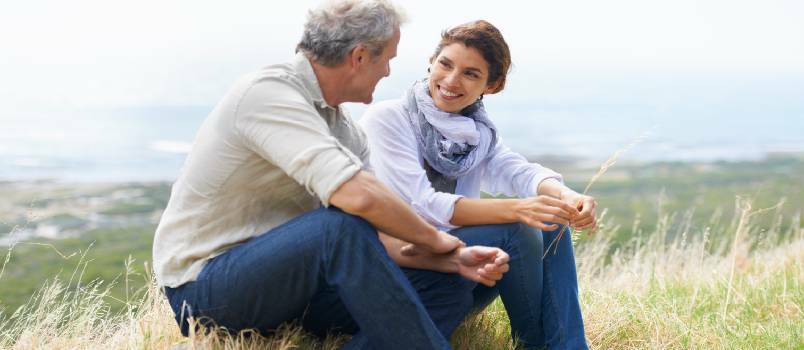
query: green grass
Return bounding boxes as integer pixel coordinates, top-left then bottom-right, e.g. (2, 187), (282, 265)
(0, 226), (154, 314)
(1, 201), (798, 349)
(564, 156), (804, 248)
(0, 157), (801, 349)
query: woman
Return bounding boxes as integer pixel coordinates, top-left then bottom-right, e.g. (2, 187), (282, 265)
(360, 20), (597, 349)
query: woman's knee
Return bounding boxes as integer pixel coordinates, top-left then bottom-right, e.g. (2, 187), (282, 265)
(503, 222), (544, 247)
(496, 223), (543, 260)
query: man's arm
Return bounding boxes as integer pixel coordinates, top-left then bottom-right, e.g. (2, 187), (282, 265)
(329, 170), (462, 254)
(330, 171), (508, 285)
(378, 232), (509, 287)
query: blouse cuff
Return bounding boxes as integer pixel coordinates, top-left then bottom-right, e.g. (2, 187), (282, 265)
(411, 192), (464, 230)
(526, 173), (564, 198)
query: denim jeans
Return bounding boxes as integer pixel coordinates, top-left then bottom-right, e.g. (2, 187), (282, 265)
(164, 207), (472, 350)
(451, 223), (588, 350)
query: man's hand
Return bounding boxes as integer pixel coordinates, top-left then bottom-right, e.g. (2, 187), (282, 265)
(559, 190), (598, 234)
(384, 232), (507, 285)
(454, 246), (509, 287)
(400, 230), (464, 256)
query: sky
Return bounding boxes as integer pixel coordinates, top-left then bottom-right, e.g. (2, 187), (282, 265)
(1, 0), (803, 112)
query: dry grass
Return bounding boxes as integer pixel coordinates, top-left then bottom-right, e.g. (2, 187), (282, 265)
(1, 199), (802, 349)
(547, 131), (651, 256)
(575, 200), (802, 349)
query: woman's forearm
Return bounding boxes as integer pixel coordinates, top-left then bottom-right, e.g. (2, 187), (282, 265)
(450, 197), (520, 226)
(450, 190), (580, 230)
(537, 178), (574, 198)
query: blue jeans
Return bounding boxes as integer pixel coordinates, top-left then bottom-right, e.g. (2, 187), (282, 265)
(164, 207), (472, 350)
(451, 223), (588, 350)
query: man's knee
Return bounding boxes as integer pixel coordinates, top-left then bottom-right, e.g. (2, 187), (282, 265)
(312, 207), (386, 258)
(316, 207), (376, 235)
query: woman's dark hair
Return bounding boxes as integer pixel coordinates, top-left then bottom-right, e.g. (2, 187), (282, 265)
(430, 20), (512, 94)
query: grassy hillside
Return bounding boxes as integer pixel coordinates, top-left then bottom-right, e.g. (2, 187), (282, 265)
(0, 226), (154, 313)
(0, 156), (801, 349)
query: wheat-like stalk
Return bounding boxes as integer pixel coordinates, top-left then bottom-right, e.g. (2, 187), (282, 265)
(544, 130), (652, 258)
(582, 131), (650, 196)
(0, 203), (77, 281)
(721, 197), (785, 318)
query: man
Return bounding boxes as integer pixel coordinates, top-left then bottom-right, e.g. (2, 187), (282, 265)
(152, 1), (509, 349)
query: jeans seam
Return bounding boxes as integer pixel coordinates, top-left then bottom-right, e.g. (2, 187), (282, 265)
(509, 227), (542, 342)
(543, 229), (566, 348)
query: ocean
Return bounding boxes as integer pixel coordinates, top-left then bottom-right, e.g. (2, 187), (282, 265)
(2, 74), (803, 183)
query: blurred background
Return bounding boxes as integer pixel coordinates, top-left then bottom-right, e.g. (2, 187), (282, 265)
(1, 0), (802, 181)
(0, 0), (802, 337)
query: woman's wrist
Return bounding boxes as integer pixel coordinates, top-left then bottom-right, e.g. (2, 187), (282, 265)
(507, 198), (526, 222)
(559, 188), (578, 200)
(536, 178), (564, 198)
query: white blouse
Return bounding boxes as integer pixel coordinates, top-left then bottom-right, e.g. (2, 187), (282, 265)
(359, 99), (563, 231)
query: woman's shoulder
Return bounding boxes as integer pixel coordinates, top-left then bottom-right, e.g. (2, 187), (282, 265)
(359, 98), (410, 131)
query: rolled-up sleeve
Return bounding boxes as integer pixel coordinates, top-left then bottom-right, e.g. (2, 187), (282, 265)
(361, 102), (463, 229)
(482, 139), (563, 198)
(235, 78), (362, 206)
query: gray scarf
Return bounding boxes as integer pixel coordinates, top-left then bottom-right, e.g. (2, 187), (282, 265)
(405, 79), (497, 179)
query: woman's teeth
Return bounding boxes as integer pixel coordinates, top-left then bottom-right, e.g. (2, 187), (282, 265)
(440, 87), (459, 97)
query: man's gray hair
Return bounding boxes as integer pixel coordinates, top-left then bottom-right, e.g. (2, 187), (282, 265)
(296, 0), (407, 66)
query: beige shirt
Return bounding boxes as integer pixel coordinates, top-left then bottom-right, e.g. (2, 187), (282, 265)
(153, 53), (368, 288)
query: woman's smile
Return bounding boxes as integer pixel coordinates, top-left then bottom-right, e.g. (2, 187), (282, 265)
(437, 85), (462, 99)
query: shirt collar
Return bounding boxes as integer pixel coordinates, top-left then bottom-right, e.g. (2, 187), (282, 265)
(292, 52), (336, 110)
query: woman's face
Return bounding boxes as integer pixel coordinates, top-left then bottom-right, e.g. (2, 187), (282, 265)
(427, 42), (496, 113)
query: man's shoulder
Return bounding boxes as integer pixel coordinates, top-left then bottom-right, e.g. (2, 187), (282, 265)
(226, 68), (320, 122)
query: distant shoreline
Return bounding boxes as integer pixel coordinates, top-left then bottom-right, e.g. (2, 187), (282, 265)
(527, 151), (804, 171)
(2, 152), (802, 186)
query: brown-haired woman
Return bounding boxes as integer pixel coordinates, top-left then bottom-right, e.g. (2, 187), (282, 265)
(360, 20), (596, 349)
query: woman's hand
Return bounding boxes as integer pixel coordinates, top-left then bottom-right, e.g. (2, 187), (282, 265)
(512, 195), (580, 231)
(559, 190), (599, 233)
(454, 246), (509, 287)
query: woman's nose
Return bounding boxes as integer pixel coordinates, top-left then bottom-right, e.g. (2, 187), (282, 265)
(443, 70), (460, 86)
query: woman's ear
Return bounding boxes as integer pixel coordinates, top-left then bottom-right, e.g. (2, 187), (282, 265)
(485, 80), (501, 94)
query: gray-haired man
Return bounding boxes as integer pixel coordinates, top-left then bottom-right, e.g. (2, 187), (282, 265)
(153, 1), (509, 349)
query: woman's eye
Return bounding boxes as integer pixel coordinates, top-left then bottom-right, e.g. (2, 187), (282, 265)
(440, 61), (451, 68)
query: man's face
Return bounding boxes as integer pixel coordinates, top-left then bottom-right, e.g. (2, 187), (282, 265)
(350, 28), (400, 104)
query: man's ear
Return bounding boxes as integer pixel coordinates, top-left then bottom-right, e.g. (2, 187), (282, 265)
(349, 44), (368, 71)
